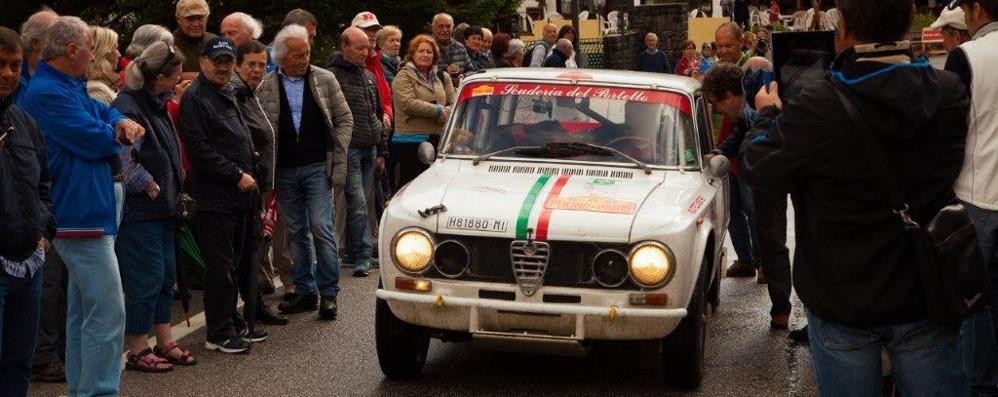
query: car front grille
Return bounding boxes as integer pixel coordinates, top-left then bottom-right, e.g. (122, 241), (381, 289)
(427, 235), (636, 290)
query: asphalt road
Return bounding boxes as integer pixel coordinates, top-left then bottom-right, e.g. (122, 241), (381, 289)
(29, 210), (817, 396)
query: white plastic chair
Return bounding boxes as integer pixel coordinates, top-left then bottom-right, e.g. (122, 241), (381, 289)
(749, 9), (762, 27)
(525, 13), (535, 36)
(599, 14), (613, 35)
(579, 10), (590, 20)
(547, 13), (564, 22)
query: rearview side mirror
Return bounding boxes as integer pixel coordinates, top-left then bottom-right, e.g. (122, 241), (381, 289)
(707, 155), (730, 183)
(418, 141), (437, 165)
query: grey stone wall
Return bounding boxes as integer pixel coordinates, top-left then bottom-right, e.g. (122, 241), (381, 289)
(630, 2), (690, 69)
(602, 32), (642, 70)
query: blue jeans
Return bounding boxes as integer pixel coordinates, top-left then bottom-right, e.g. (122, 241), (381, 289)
(116, 217), (175, 335)
(963, 201), (998, 394)
(346, 146), (376, 271)
(807, 311), (969, 396)
(54, 235), (125, 397)
(276, 163), (341, 297)
(728, 173), (758, 265)
(0, 266), (43, 397)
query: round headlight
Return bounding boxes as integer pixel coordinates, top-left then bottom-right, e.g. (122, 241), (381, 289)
(593, 249), (629, 287)
(392, 229), (435, 273)
(629, 243), (674, 288)
(434, 240), (470, 278)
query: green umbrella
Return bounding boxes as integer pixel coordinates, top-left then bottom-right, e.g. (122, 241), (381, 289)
(176, 222), (205, 326)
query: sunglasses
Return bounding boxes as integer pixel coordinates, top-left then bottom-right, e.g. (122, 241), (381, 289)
(156, 42), (177, 78)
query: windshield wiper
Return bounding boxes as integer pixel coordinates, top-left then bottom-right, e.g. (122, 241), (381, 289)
(472, 145), (540, 165)
(472, 142), (652, 175)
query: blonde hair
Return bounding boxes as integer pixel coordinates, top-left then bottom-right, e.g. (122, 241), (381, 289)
(125, 41), (184, 91)
(377, 25), (402, 49)
(87, 26), (119, 89)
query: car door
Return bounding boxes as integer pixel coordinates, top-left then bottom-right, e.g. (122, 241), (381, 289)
(695, 95), (730, 244)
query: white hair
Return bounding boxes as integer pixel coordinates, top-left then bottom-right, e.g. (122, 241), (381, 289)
(126, 24), (172, 58)
(482, 27), (493, 38)
(273, 24), (310, 67)
(41, 16), (89, 61)
(227, 12), (264, 39)
(20, 9), (57, 52)
(506, 39), (525, 57)
(433, 13), (454, 26)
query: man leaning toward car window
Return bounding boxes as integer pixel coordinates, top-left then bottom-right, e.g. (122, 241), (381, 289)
(739, 0), (972, 394)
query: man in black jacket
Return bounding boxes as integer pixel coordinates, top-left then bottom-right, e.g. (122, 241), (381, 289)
(328, 27), (386, 278)
(739, 0), (971, 394)
(0, 27), (56, 396)
(543, 39), (572, 68)
(180, 37), (259, 354)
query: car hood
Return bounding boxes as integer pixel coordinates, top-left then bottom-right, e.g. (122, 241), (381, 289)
(432, 164), (666, 243)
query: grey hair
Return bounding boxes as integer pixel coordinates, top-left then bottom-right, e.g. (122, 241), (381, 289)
(272, 24), (309, 68)
(506, 39), (525, 58)
(41, 16), (89, 61)
(432, 13), (454, 26)
(126, 24), (172, 58)
(377, 25), (402, 49)
(20, 8), (58, 52)
(227, 12), (264, 39)
(124, 41), (185, 90)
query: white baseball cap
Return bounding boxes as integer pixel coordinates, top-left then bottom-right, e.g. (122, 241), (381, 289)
(351, 12), (381, 29)
(930, 5), (968, 31)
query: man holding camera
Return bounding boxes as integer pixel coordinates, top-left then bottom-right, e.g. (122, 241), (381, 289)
(739, 0), (971, 394)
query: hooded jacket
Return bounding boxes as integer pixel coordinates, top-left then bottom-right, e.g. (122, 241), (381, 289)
(391, 62), (454, 136)
(738, 46), (970, 327)
(0, 98), (55, 262)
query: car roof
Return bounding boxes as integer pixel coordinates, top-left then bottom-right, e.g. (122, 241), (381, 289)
(461, 68), (702, 94)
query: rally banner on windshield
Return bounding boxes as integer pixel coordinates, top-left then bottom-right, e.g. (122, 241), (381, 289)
(458, 82), (692, 116)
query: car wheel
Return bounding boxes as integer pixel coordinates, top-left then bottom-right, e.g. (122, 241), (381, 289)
(375, 287), (431, 379)
(661, 252), (709, 389)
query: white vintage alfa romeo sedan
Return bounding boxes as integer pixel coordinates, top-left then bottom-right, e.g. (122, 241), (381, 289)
(375, 68), (730, 388)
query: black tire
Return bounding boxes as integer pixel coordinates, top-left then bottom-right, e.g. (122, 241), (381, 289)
(375, 294), (431, 379)
(707, 251), (721, 312)
(661, 253), (709, 389)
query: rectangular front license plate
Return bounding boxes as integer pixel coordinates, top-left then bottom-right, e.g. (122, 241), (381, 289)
(446, 216), (508, 233)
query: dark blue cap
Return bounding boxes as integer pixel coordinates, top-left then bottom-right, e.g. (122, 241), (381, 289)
(203, 37), (236, 60)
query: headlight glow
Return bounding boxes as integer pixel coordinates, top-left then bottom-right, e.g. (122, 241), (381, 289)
(629, 243), (674, 288)
(392, 229), (434, 273)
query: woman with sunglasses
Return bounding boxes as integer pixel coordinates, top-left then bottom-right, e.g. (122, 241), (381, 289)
(674, 40), (700, 77)
(112, 41), (197, 373)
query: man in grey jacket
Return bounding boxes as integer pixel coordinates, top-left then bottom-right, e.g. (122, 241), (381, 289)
(256, 24), (353, 320)
(327, 27), (387, 278)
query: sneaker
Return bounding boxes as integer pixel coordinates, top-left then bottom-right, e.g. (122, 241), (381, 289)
(756, 268), (768, 284)
(726, 260), (756, 278)
(371, 258), (380, 269)
(770, 313), (790, 330)
(239, 328), (268, 343)
(788, 325), (810, 343)
(205, 337), (251, 354)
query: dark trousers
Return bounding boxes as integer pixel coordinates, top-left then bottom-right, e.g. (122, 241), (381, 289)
(0, 268), (43, 397)
(233, 212), (260, 333)
(752, 189), (791, 315)
(34, 250), (67, 366)
(195, 209), (256, 342)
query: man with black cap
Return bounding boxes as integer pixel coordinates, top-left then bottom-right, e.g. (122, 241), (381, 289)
(180, 36), (261, 354)
(946, 0), (998, 394)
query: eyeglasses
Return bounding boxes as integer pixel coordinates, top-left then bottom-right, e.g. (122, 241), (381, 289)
(156, 42), (176, 78)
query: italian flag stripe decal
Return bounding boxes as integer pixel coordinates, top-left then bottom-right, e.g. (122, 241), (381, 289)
(535, 175), (572, 241)
(516, 174), (553, 239)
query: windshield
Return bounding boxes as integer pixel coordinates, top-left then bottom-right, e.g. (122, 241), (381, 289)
(442, 82), (699, 167)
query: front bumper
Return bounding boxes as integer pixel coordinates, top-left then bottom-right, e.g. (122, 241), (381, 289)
(376, 287), (688, 341)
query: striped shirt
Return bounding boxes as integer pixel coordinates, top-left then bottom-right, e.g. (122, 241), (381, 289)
(0, 247), (45, 278)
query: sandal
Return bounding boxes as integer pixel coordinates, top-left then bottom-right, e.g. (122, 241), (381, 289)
(154, 341), (197, 366)
(125, 348), (173, 373)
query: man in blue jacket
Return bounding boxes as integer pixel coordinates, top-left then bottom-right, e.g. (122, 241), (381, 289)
(19, 16), (145, 397)
(0, 26), (56, 397)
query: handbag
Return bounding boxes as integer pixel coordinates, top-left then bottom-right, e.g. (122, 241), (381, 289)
(834, 84), (989, 326)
